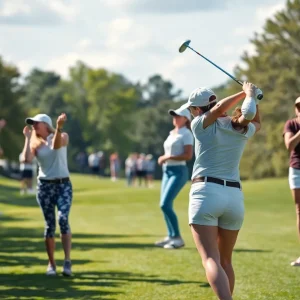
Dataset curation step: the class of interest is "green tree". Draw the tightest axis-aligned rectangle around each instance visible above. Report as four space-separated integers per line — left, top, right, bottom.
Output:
0 57 25 159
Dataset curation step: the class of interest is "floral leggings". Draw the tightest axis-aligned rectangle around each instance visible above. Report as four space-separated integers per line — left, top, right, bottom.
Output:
36 180 73 238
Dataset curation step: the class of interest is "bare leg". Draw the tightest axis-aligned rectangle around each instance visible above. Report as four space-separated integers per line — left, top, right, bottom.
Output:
291 189 300 240
218 227 239 294
191 224 232 300
61 233 72 261
45 237 56 267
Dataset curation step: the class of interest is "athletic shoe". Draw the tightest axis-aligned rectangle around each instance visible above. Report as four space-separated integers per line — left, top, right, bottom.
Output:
291 257 300 266
62 260 72 276
163 237 185 249
154 236 172 247
46 265 56 276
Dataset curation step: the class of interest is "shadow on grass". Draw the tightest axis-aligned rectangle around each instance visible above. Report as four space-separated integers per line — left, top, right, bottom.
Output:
0 271 207 300
234 249 272 253
0 184 37 207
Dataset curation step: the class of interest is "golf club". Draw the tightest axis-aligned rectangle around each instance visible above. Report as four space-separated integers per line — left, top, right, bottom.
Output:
179 40 263 100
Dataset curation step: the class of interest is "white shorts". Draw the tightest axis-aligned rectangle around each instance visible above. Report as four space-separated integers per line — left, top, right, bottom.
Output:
289 167 300 189
189 182 244 230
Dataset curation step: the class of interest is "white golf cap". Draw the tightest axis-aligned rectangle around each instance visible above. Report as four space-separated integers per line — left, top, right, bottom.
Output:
168 105 192 121
295 97 300 105
25 114 53 127
181 87 217 109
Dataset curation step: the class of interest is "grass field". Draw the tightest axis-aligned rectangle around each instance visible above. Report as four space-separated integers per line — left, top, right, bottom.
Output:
1 175 300 299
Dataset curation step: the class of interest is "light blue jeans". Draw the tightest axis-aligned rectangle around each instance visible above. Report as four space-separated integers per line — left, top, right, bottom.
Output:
160 165 188 237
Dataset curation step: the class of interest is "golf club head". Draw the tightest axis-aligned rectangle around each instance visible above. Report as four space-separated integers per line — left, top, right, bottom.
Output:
179 40 191 53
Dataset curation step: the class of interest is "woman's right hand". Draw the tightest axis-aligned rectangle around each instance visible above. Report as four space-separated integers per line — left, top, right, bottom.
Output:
243 82 256 98
23 126 32 138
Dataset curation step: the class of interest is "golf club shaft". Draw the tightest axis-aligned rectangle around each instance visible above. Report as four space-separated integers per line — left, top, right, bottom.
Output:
187 45 243 86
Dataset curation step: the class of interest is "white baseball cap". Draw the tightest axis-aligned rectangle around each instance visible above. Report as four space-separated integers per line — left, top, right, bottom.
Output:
25 114 53 127
295 97 300 105
181 87 217 109
168 105 192 121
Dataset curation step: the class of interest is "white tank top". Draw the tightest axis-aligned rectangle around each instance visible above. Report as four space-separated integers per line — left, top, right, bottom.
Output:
36 134 70 179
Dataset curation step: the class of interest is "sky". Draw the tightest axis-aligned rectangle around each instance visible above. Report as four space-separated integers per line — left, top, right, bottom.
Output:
0 0 287 96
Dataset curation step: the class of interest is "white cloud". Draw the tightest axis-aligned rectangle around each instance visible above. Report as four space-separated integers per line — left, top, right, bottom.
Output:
0 0 31 16
102 0 227 14
104 18 151 51
77 38 92 50
47 0 78 22
45 52 129 78
17 59 33 75
0 0 78 25
256 2 285 23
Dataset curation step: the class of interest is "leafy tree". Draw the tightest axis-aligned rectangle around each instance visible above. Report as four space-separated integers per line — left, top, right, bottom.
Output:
0 57 25 159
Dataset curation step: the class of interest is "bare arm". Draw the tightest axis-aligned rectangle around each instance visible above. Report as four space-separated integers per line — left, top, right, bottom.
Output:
203 91 246 129
22 126 35 162
284 131 300 151
52 113 69 149
168 145 193 161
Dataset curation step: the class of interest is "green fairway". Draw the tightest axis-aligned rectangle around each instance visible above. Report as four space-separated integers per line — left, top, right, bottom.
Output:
0 175 300 300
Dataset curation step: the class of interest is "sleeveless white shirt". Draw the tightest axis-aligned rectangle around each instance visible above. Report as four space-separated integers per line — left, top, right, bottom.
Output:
36 134 70 179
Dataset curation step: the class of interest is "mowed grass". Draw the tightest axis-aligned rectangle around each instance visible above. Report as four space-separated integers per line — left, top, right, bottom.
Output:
0 175 300 300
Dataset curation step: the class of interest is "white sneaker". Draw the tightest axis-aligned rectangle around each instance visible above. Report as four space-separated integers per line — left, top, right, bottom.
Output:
291 257 300 266
164 237 185 249
46 265 56 276
154 236 171 247
62 260 72 276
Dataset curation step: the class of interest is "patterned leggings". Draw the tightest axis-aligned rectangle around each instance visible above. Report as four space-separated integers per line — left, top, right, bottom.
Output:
36 180 73 238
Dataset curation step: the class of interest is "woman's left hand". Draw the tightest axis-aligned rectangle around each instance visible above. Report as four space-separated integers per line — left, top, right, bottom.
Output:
56 113 67 129
158 155 170 165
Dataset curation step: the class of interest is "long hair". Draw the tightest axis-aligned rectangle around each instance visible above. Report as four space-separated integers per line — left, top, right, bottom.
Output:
231 106 247 133
185 119 191 130
30 123 55 152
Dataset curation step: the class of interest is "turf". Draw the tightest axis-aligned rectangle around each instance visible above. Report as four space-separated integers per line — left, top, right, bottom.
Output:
0 175 300 299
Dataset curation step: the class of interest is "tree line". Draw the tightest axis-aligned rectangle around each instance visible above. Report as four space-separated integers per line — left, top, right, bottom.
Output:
1 0 300 179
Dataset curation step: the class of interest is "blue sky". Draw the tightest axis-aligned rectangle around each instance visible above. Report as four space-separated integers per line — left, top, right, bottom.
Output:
0 0 286 96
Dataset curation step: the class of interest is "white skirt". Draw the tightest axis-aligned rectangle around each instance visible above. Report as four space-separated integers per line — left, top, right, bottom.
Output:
289 167 300 189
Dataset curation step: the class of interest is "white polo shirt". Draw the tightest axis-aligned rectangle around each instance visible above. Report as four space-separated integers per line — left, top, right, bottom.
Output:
191 114 256 181
163 127 194 166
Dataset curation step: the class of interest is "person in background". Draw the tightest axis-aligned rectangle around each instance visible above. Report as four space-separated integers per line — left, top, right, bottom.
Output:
136 153 147 187
283 96 300 266
22 113 73 277
145 154 156 188
19 152 35 195
125 153 137 186
76 151 88 174
88 150 100 176
110 152 120 181
155 106 193 249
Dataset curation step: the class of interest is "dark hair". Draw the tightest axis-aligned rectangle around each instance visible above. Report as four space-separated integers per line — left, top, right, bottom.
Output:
197 101 217 113
185 119 191 130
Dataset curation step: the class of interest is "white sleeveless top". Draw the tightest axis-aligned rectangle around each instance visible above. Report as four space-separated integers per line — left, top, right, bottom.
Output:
36 134 70 179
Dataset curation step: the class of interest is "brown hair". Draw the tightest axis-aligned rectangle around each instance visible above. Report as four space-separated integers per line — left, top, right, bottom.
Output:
231 107 247 133
30 123 55 152
198 101 217 113
185 119 191 130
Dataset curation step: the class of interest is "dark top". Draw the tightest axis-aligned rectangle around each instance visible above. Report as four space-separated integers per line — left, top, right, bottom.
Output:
284 119 300 169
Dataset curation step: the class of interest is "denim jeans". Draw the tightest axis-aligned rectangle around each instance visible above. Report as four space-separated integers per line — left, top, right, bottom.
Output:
160 165 188 237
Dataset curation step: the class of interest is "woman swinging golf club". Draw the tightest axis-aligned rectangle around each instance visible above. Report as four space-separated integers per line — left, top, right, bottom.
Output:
179 82 261 300
21 113 73 276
